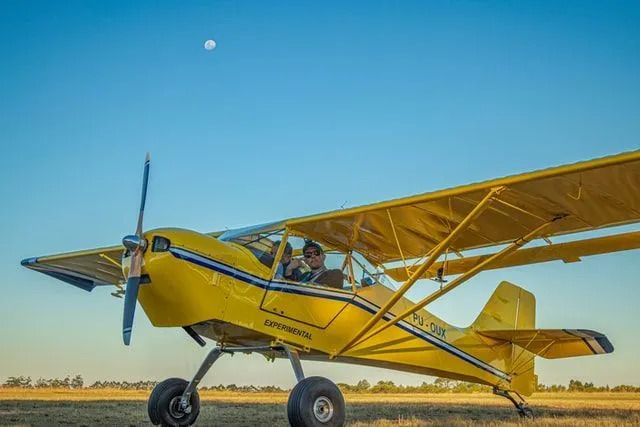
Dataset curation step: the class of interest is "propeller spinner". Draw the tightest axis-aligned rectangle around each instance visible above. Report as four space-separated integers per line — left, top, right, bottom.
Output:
122 153 150 345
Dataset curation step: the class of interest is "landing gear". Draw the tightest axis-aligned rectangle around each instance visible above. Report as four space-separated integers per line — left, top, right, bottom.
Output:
147 344 346 426
281 346 346 426
287 376 346 427
493 387 534 419
148 378 201 426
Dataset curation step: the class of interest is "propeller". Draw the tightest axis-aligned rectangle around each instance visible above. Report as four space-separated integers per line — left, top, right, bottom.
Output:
121 153 150 345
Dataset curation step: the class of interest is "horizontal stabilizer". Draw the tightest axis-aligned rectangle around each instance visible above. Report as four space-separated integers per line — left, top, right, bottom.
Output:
477 329 613 359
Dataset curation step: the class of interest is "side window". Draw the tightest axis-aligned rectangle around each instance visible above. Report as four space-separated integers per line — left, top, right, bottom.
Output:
320 250 351 291
249 247 274 268
350 251 398 291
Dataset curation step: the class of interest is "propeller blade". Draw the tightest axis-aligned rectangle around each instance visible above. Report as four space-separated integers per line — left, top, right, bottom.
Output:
135 153 150 238
123 240 143 345
122 273 141 346
122 153 150 346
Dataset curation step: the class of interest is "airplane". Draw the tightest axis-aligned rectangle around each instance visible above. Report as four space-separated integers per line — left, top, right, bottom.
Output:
21 151 640 426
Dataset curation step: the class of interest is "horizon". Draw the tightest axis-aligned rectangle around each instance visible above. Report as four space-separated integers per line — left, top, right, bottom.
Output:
3 374 640 389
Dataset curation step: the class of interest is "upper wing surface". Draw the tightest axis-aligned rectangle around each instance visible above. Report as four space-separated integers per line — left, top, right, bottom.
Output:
22 246 124 291
286 151 640 264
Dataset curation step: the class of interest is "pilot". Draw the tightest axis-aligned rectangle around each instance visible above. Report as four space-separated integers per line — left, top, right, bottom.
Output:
271 240 305 281
298 240 343 289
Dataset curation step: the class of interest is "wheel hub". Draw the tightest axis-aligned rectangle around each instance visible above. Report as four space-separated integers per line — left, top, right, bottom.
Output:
313 396 334 423
168 396 187 419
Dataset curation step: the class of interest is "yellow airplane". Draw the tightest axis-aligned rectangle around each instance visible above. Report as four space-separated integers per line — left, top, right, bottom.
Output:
22 151 640 426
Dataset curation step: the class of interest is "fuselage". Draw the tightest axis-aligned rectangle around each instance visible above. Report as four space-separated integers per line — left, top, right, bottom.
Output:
130 228 529 394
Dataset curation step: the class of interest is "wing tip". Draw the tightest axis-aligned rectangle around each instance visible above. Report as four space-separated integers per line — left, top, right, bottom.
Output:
596 336 614 354
575 329 615 354
21 257 38 267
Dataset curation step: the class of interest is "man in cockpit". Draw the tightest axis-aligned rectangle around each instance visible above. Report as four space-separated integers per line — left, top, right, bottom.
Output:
297 240 343 289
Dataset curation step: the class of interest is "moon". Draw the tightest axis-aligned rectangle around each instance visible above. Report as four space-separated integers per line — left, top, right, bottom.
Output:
204 39 217 51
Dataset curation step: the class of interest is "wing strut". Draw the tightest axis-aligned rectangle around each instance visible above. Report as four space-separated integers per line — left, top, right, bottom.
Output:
386 209 411 278
334 187 505 356
343 216 565 353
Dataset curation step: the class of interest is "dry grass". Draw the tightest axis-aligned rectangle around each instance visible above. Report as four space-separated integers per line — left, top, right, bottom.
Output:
0 389 638 426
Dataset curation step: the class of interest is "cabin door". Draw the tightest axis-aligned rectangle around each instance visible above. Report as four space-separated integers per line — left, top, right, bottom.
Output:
261 280 355 328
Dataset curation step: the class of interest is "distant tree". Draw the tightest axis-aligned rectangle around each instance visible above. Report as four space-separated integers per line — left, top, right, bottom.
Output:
356 379 371 392
433 377 453 391
568 379 584 392
71 375 83 389
3 376 31 388
371 380 397 393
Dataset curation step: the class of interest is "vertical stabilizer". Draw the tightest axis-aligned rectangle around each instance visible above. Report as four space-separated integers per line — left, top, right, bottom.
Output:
472 281 535 331
472 281 537 396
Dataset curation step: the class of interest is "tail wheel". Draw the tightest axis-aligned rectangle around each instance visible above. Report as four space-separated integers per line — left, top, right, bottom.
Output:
287 376 345 427
519 407 534 419
148 378 200 426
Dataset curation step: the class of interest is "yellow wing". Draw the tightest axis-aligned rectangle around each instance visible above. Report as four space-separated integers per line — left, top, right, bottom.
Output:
22 151 640 291
22 246 124 291
285 150 640 265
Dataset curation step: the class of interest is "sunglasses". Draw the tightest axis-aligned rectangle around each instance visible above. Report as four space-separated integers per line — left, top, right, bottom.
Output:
304 250 321 258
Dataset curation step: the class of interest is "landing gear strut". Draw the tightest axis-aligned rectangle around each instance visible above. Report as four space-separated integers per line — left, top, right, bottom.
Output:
493 387 534 419
147 344 346 426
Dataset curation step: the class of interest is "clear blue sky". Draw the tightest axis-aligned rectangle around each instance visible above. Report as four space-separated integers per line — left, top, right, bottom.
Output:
1 1 638 388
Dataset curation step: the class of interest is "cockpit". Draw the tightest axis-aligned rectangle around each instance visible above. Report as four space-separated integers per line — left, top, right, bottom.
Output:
220 227 396 293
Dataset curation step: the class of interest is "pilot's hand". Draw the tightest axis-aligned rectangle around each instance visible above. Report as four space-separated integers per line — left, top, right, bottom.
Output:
286 258 306 275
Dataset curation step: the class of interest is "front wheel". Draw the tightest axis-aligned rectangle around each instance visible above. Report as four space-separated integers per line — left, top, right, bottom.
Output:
287 376 345 427
148 378 200 426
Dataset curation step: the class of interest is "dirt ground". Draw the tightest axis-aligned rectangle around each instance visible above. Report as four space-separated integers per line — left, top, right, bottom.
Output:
0 390 638 426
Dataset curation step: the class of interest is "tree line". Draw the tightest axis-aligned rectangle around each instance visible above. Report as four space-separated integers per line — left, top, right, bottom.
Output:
2 375 639 393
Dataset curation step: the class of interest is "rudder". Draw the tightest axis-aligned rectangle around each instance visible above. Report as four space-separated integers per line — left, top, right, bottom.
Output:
472 281 536 331
472 281 537 396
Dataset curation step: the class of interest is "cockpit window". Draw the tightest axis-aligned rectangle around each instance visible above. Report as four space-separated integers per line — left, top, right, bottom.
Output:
228 230 397 292
350 251 398 291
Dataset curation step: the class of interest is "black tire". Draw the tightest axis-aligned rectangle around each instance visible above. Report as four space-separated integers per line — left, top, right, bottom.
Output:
148 378 200 426
287 376 345 427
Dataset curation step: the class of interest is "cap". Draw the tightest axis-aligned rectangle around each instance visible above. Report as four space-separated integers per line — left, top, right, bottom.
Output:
302 240 323 253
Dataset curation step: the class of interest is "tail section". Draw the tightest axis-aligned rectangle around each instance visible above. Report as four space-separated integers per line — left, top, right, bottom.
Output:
472 281 613 396
472 281 537 396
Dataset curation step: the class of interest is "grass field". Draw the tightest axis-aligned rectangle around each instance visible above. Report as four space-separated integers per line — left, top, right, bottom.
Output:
1 389 638 426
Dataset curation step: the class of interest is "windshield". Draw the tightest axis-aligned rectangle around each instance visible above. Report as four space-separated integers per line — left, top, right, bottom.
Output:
228 230 281 268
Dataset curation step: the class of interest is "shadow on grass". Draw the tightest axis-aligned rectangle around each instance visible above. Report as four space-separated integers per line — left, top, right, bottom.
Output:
0 399 638 426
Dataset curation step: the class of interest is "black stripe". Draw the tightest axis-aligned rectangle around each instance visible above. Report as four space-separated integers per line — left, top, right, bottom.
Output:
582 338 597 354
